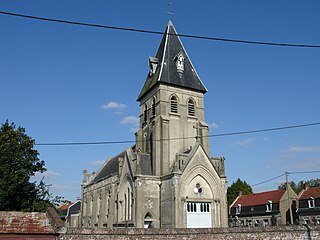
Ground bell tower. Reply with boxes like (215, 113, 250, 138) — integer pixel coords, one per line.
(136, 21, 210, 176)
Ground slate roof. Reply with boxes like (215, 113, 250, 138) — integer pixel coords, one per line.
(230, 189, 286, 208)
(137, 21, 207, 101)
(298, 186, 320, 200)
(92, 151, 124, 183)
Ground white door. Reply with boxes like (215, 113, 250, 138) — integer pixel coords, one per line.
(186, 202, 211, 228)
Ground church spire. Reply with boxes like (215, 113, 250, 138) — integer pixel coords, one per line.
(137, 21, 207, 101)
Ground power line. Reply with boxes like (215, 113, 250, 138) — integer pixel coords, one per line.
(288, 170, 320, 175)
(251, 173, 285, 187)
(0, 10, 319, 48)
(34, 121, 320, 146)
(251, 170, 320, 187)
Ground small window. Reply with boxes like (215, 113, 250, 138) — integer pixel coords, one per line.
(266, 200, 272, 212)
(170, 96, 178, 113)
(236, 204, 241, 215)
(308, 198, 315, 208)
(188, 99, 195, 116)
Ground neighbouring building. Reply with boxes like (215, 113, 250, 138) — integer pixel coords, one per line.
(79, 21, 228, 229)
(296, 185, 320, 225)
(229, 185, 297, 227)
(60, 200, 81, 228)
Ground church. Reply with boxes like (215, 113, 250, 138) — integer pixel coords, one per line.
(79, 21, 228, 229)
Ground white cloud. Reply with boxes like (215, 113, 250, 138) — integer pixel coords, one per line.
(49, 184, 79, 191)
(100, 101, 126, 110)
(289, 157, 320, 171)
(208, 122, 219, 129)
(33, 170, 61, 180)
(287, 145, 320, 153)
(233, 138, 256, 146)
(121, 116, 140, 133)
(90, 160, 105, 167)
(113, 111, 124, 115)
(121, 116, 139, 125)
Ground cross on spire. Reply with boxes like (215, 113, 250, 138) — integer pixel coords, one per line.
(166, 0, 174, 20)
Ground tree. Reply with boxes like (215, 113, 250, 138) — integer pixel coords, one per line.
(0, 120, 60, 211)
(278, 178, 320, 194)
(227, 178, 253, 206)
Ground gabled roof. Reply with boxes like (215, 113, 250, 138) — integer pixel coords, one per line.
(91, 151, 124, 183)
(137, 21, 207, 101)
(298, 186, 320, 200)
(230, 189, 286, 208)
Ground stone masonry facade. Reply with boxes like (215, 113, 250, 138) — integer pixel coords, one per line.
(59, 226, 320, 240)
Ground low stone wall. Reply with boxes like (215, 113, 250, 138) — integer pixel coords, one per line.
(59, 225, 320, 240)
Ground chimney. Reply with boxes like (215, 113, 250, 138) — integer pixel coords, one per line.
(304, 183, 310, 190)
(238, 191, 243, 197)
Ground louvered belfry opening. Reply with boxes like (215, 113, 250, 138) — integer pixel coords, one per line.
(170, 96, 178, 113)
(188, 99, 195, 116)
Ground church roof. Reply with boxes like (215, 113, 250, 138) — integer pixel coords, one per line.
(137, 21, 207, 101)
(92, 151, 124, 183)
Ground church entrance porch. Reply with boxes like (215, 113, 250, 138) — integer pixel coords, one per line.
(186, 202, 212, 228)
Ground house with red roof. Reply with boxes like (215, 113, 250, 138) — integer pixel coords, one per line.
(296, 185, 320, 225)
(59, 200, 81, 228)
(229, 185, 297, 227)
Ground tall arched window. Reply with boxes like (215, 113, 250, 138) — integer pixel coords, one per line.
(170, 96, 178, 113)
(188, 99, 195, 116)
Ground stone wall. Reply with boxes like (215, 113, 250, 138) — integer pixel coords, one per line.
(59, 225, 320, 240)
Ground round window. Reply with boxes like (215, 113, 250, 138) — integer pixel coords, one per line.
(193, 183, 203, 194)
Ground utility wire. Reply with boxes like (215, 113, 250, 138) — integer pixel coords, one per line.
(288, 170, 320, 175)
(251, 170, 320, 187)
(35, 121, 320, 146)
(0, 10, 319, 48)
(251, 173, 285, 187)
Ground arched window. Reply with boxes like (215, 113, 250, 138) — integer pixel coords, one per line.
(170, 96, 178, 113)
(144, 212, 153, 228)
(144, 104, 148, 122)
(152, 97, 156, 116)
(188, 99, 195, 116)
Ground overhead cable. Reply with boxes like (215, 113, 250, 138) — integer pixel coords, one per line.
(288, 170, 320, 175)
(34, 121, 320, 146)
(251, 173, 285, 187)
(0, 10, 319, 48)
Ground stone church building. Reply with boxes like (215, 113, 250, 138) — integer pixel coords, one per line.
(80, 21, 228, 229)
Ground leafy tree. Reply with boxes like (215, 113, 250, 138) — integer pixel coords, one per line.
(0, 120, 61, 211)
(278, 178, 320, 194)
(227, 178, 253, 206)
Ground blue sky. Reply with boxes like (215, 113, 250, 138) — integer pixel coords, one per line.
(0, 0, 319, 201)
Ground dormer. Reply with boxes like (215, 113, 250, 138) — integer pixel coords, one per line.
(174, 52, 184, 73)
(266, 200, 272, 212)
(148, 57, 159, 76)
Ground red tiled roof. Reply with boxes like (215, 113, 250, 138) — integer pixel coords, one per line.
(299, 186, 320, 200)
(0, 211, 56, 234)
(231, 189, 286, 207)
(59, 202, 72, 210)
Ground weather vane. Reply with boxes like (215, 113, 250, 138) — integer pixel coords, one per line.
(166, 0, 174, 20)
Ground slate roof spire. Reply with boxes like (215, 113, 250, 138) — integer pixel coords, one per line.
(137, 21, 207, 101)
